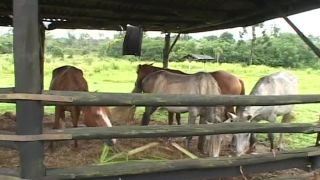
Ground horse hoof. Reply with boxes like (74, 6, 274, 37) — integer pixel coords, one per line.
(104, 139, 115, 146)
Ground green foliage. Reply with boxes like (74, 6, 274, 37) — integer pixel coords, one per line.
(0, 32, 12, 54)
(1, 26, 320, 69)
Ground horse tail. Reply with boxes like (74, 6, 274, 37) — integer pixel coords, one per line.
(239, 79, 245, 95)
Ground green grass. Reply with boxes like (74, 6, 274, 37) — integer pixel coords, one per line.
(1, 54, 320, 148)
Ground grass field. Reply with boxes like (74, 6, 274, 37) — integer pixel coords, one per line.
(1, 54, 319, 149)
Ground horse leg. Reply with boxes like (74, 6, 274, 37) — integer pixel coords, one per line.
(278, 112, 295, 150)
(267, 114, 277, 152)
(176, 113, 181, 125)
(197, 114, 206, 153)
(142, 106, 157, 125)
(186, 108, 198, 150)
(249, 133, 257, 152)
(71, 107, 80, 148)
(50, 106, 63, 151)
(168, 112, 174, 125)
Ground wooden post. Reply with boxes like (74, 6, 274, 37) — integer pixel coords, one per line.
(163, 33, 170, 68)
(283, 17, 320, 58)
(39, 23, 45, 89)
(168, 33, 181, 54)
(13, 0, 45, 178)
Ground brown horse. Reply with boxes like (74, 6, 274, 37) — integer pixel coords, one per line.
(133, 64, 245, 125)
(49, 65, 115, 148)
(141, 70, 225, 156)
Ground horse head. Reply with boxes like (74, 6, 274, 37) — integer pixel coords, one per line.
(133, 64, 160, 93)
(82, 106, 116, 145)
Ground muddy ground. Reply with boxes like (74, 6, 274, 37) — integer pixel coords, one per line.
(0, 112, 319, 180)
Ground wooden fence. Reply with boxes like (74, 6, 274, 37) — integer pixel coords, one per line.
(1, 91, 320, 179)
(3, 1, 320, 179)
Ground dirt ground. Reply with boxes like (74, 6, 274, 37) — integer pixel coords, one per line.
(0, 112, 320, 180)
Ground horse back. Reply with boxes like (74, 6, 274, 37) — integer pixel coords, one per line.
(142, 70, 221, 95)
(211, 70, 244, 95)
(50, 65, 88, 92)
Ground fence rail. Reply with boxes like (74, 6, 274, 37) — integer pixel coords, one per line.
(0, 123, 318, 142)
(44, 146, 320, 179)
(1, 91, 320, 106)
(1, 90, 320, 179)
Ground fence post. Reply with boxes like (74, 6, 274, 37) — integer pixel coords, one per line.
(13, 0, 45, 178)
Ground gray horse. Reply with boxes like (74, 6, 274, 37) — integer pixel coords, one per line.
(228, 71, 298, 156)
(140, 70, 225, 157)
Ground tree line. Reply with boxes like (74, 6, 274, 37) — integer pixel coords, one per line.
(0, 26, 319, 68)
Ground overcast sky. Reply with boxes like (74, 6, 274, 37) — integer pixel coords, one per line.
(1, 8, 320, 40)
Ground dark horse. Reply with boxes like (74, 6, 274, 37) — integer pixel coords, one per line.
(140, 70, 225, 156)
(133, 64, 245, 125)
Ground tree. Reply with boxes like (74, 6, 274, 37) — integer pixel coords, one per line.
(219, 32, 235, 43)
(213, 47, 223, 63)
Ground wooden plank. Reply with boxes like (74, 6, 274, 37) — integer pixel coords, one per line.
(46, 123, 319, 140)
(0, 87, 14, 93)
(0, 168, 19, 179)
(0, 141, 17, 149)
(13, 0, 45, 178)
(0, 134, 72, 141)
(171, 142, 198, 159)
(43, 91, 320, 106)
(45, 147, 320, 179)
(163, 33, 170, 68)
(0, 93, 73, 102)
(97, 158, 309, 180)
(168, 33, 181, 54)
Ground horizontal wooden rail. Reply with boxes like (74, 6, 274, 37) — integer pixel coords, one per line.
(0, 123, 318, 142)
(45, 147, 320, 179)
(0, 91, 320, 106)
(0, 93, 73, 103)
(0, 168, 19, 179)
(42, 91, 320, 106)
(0, 87, 14, 93)
(0, 134, 72, 141)
(42, 123, 320, 140)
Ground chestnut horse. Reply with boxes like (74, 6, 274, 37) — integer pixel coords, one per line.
(133, 64, 245, 125)
(49, 65, 115, 148)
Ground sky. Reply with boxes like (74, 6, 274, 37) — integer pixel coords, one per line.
(1, 8, 320, 40)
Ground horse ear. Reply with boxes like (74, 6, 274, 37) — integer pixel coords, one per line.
(227, 112, 237, 120)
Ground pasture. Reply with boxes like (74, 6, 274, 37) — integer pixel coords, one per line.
(0, 53, 319, 149)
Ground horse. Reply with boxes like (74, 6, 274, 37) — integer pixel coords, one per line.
(140, 70, 225, 156)
(133, 64, 245, 125)
(228, 71, 298, 156)
(49, 65, 115, 148)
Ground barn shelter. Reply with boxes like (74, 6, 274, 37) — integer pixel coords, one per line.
(1, 0, 320, 179)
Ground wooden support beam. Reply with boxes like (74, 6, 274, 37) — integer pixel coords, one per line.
(39, 23, 45, 90)
(45, 123, 319, 140)
(163, 33, 170, 69)
(45, 147, 320, 179)
(13, 0, 45, 178)
(42, 91, 320, 106)
(168, 33, 181, 54)
(283, 16, 320, 58)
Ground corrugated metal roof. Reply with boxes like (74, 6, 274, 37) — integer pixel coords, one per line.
(0, 0, 319, 33)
